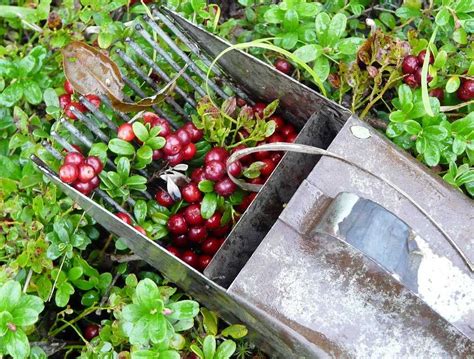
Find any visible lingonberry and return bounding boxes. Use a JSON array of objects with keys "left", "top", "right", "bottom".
[
  {"left": 78, "top": 164, "right": 96, "bottom": 183},
  {"left": 182, "top": 122, "right": 203, "bottom": 142},
  {"left": 73, "top": 181, "right": 93, "bottom": 195},
  {"left": 249, "top": 176, "right": 264, "bottom": 185},
  {"left": 274, "top": 58, "right": 293, "bottom": 75},
  {"left": 89, "top": 176, "right": 100, "bottom": 189},
  {"left": 429, "top": 88, "right": 444, "bottom": 102},
  {"left": 205, "top": 147, "right": 229, "bottom": 163},
  {"left": 167, "top": 214, "right": 188, "bottom": 235},
  {"left": 457, "top": 79, "right": 474, "bottom": 101},
  {"left": 253, "top": 102, "right": 267, "bottom": 118},
  {"left": 165, "top": 151, "right": 184, "bottom": 166},
  {"left": 85, "top": 156, "right": 103, "bottom": 174},
  {"left": 270, "top": 152, "right": 283, "bottom": 164},
  {"left": 184, "top": 204, "right": 203, "bottom": 225},
  {"left": 173, "top": 234, "right": 189, "bottom": 248},
  {"left": 401, "top": 55, "right": 420, "bottom": 74},
  {"left": 414, "top": 67, "right": 433, "bottom": 85},
  {"left": 269, "top": 115, "right": 285, "bottom": 132},
  {"left": 404, "top": 74, "right": 419, "bottom": 88},
  {"left": 214, "top": 178, "right": 237, "bottom": 197},
  {"left": 181, "top": 250, "right": 198, "bottom": 268},
  {"left": 65, "top": 102, "right": 86, "bottom": 120},
  {"left": 175, "top": 128, "right": 191, "bottom": 146},
  {"left": 197, "top": 255, "right": 212, "bottom": 271},
  {"left": 286, "top": 132, "right": 297, "bottom": 143},
  {"left": 236, "top": 97, "right": 247, "bottom": 107},
  {"left": 157, "top": 121, "right": 172, "bottom": 137},
  {"left": 85, "top": 94, "right": 101, "bottom": 108},
  {"left": 64, "top": 80, "right": 74, "bottom": 94},
  {"left": 201, "top": 238, "right": 222, "bottom": 255},
  {"left": 181, "top": 183, "right": 202, "bottom": 203},
  {"left": 228, "top": 160, "right": 242, "bottom": 177},
  {"left": 59, "top": 94, "right": 71, "bottom": 109},
  {"left": 211, "top": 223, "right": 230, "bottom": 237},
  {"left": 59, "top": 164, "right": 79, "bottom": 184},
  {"left": 182, "top": 143, "right": 197, "bottom": 161},
  {"left": 238, "top": 192, "right": 257, "bottom": 212},
  {"left": 167, "top": 245, "right": 181, "bottom": 258},
  {"left": 204, "top": 160, "right": 226, "bottom": 181},
  {"left": 188, "top": 226, "right": 208, "bottom": 243},
  {"left": 191, "top": 167, "right": 207, "bottom": 183},
  {"left": 155, "top": 189, "right": 174, "bottom": 207},
  {"left": 117, "top": 123, "right": 135, "bottom": 142},
  {"left": 163, "top": 134, "right": 182, "bottom": 156},
  {"left": 280, "top": 124, "right": 296, "bottom": 138},
  {"left": 116, "top": 212, "right": 132, "bottom": 225},
  {"left": 205, "top": 212, "right": 222, "bottom": 230},
  {"left": 143, "top": 112, "right": 160, "bottom": 125},
  {"left": 232, "top": 144, "right": 253, "bottom": 165},
  {"left": 417, "top": 50, "right": 434, "bottom": 65},
  {"left": 260, "top": 159, "right": 276, "bottom": 177},
  {"left": 152, "top": 149, "right": 163, "bottom": 160},
  {"left": 267, "top": 133, "right": 285, "bottom": 143},
  {"left": 255, "top": 147, "right": 270, "bottom": 160},
  {"left": 83, "top": 324, "right": 100, "bottom": 341},
  {"left": 134, "top": 225, "right": 147, "bottom": 236}
]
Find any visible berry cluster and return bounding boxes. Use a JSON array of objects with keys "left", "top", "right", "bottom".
[
  {"left": 59, "top": 80, "right": 101, "bottom": 120},
  {"left": 59, "top": 151, "right": 104, "bottom": 196},
  {"left": 401, "top": 50, "right": 434, "bottom": 88}
]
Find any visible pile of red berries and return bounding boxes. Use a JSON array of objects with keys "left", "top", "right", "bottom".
[
  {"left": 59, "top": 151, "right": 104, "bottom": 195},
  {"left": 59, "top": 80, "right": 101, "bottom": 120},
  {"left": 401, "top": 50, "right": 434, "bottom": 89}
]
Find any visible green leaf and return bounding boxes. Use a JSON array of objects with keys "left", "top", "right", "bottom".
[
  {"left": 0, "top": 82, "right": 23, "bottom": 107},
  {"left": 280, "top": 32, "right": 298, "bottom": 50},
  {"left": 43, "top": 88, "right": 59, "bottom": 107},
  {"left": 423, "top": 142, "right": 440, "bottom": 166},
  {"left": 315, "top": 12, "right": 330, "bottom": 45},
  {"left": 5, "top": 329, "right": 30, "bottom": 359},
  {"left": 313, "top": 56, "right": 330, "bottom": 83},
  {"left": 264, "top": 7, "right": 284, "bottom": 24},
  {"left": 398, "top": 84, "right": 413, "bottom": 113},
  {"left": 0, "top": 155, "right": 21, "bottom": 180},
  {"left": 453, "top": 28, "right": 467, "bottom": 44},
  {"left": 404, "top": 120, "right": 421, "bottom": 135},
  {"left": 283, "top": 9, "right": 299, "bottom": 32},
  {"left": 221, "top": 324, "right": 248, "bottom": 339},
  {"left": 89, "top": 143, "right": 108, "bottom": 164},
  {"left": 126, "top": 175, "right": 147, "bottom": 187},
  {"left": 55, "top": 282, "right": 74, "bottom": 307},
  {"left": 203, "top": 335, "right": 216, "bottom": 359},
  {"left": 215, "top": 340, "right": 236, "bottom": 359},
  {"left": 423, "top": 125, "right": 448, "bottom": 140},
  {"left": 116, "top": 157, "right": 131, "bottom": 180},
  {"left": 135, "top": 278, "right": 160, "bottom": 307},
  {"left": 433, "top": 50, "right": 447, "bottom": 68},
  {"left": 190, "top": 344, "right": 204, "bottom": 359},
  {"left": 200, "top": 308, "right": 218, "bottom": 336},
  {"left": 108, "top": 138, "right": 135, "bottom": 156},
  {"left": 67, "top": 267, "right": 83, "bottom": 281},
  {"left": 198, "top": 180, "right": 214, "bottom": 193},
  {"left": 201, "top": 193, "right": 217, "bottom": 219},
  {"left": 452, "top": 137, "right": 466, "bottom": 155},
  {"left": 445, "top": 76, "right": 460, "bottom": 93},
  {"left": 336, "top": 37, "right": 364, "bottom": 55},
  {"left": 133, "top": 122, "right": 149, "bottom": 143},
  {"left": 435, "top": 7, "right": 450, "bottom": 26},
  {"left": 81, "top": 290, "right": 99, "bottom": 307},
  {"left": 167, "top": 300, "right": 199, "bottom": 320},
  {"left": 379, "top": 12, "right": 396, "bottom": 29},
  {"left": 328, "top": 13, "right": 347, "bottom": 44},
  {"left": 293, "top": 44, "right": 321, "bottom": 63},
  {"left": 134, "top": 200, "right": 147, "bottom": 224},
  {"left": 146, "top": 136, "right": 165, "bottom": 150},
  {"left": 0, "top": 280, "right": 21, "bottom": 311},
  {"left": 23, "top": 81, "right": 42, "bottom": 105}
]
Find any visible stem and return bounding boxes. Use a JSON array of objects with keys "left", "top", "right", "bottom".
[
  {"left": 441, "top": 99, "right": 474, "bottom": 112},
  {"left": 47, "top": 254, "right": 66, "bottom": 302},
  {"left": 58, "top": 319, "right": 90, "bottom": 346},
  {"left": 49, "top": 306, "right": 102, "bottom": 337},
  {"left": 359, "top": 73, "right": 403, "bottom": 119},
  {"left": 23, "top": 269, "right": 33, "bottom": 293}
]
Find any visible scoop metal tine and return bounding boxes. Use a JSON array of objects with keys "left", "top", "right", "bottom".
[{"left": 79, "top": 95, "right": 118, "bottom": 131}]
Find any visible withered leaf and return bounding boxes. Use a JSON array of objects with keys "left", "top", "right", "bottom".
[{"left": 62, "top": 41, "right": 184, "bottom": 112}]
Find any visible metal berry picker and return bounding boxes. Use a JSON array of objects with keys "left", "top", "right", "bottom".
[{"left": 32, "top": 7, "right": 473, "bottom": 357}]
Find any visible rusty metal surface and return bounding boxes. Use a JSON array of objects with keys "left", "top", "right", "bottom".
[{"left": 229, "top": 182, "right": 474, "bottom": 356}]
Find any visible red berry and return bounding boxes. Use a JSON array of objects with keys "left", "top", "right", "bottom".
[
  {"left": 260, "top": 159, "right": 276, "bottom": 177},
  {"left": 238, "top": 193, "right": 257, "bottom": 212},
  {"left": 197, "top": 255, "right": 212, "bottom": 271},
  {"left": 181, "top": 250, "right": 198, "bottom": 268},
  {"left": 182, "top": 143, "right": 197, "bottom": 161},
  {"left": 414, "top": 67, "right": 433, "bottom": 85},
  {"left": 85, "top": 156, "right": 104, "bottom": 175},
  {"left": 204, "top": 161, "right": 226, "bottom": 181},
  {"left": 429, "top": 88, "right": 444, "bottom": 102},
  {"left": 270, "top": 115, "right": 285, "bottom": 132},
  {"left": 182, "top": 122, "right": 203, "bottom": 142},
  {"left": 214, "top": 178, "right": 237, "bottom": 197},
  {"left": 188, "top": 226, "right": 208, "bottom": 243},
  {"left": 286, "top": 132, "right": 297, "bottom": 143},
  {"left": 181, "top": 183, "right": 202, "bottom": 203},
  {"left": 227, "top": 161, "right": 242, "bottom": 177},
  {"left": 59, "top": 164, "right": 78, "bottom": 184},
  {"left": 255, "top": 148, "right": 270, "bottom": 161},
  {"left": 134, "top": 225, "right": 147, "bottom": 236},
  {"left": 64, "top": 80, "right": 74, "bottom": 94},
  {"left": 69, "top": 145, "right": 83, "bottom": 154},
  {"left": 163, "top": 135, "right": 182, "bottom": 156},
  {"left": 143, "top": 112, "right": 161, "bottom": 125},
  {"left": 73, "top": 181, "right": 93, "bottom": 195},
  {"left": 249, "top": 176, "right": 264, "bottom": 185},
  {"left": 212, "top": 223, "right": 230, "bottom": 237},
  {"left": 204, "top": 147, "right": 229, "bottom": 163},
  {"left": 165, "top": 151, "right": 184, "bottom": 166},
  {"left": 280, "top": 124, "right": 296, "bottom": 138},
  {"left": 89, "top": 176, "right": 100, "bottom": 189},
  {"left": 457, "top": 79, "right": 474, "bottom": 101},
  {"left": 267, "top": 133, "right": 284, "bottom": 143},
  {"left": 85, "top": 94, "right": 101, "bottom": 108},
  {"left": 175, "top": 128, "right": 191, "bottom": 146},
  {"left": 155, "top": 189, "right": 174, "bottom": 207},
  {"left": 201, "top": 238, "right": 222, "bottom": 255},
  {"left": 253, "top": 102, "right": 267, "bottom": 118},
  {"left": 59, "top": 94, "right": 71, "bottom": 109},
  {"left": 274, "top": 58, "right": 293, "bottom": 75},
  {"left": 270, "top": 152, "right": 283, "bottom": 164},
  {"left": 191, "top": 167, "right": 207, "bottom": 184},
  {"left": 116, "top": 212, "right": 132, "bottom": 225},
  {"left": 205, "top": 213, "right": 222, "bottom": 230},
  {"left": 173, "top": 234, "right": 189, "bottom": 248},
  {"left": 157, "top": 122, "right": 172, "bottom": 137},
  {"left": 83, "top": 324, "right": 100, "bottom": 341},
  {"left": 78, "top": 164, "right": 96, "bottom": 183},
  {"left": 401, "top": 55, "right": 420, "bottom": 74},
  {"left": 152, "top": 149, "right": 163, "bottom": 160},
  {"left": 236, "top": 97, "right": 247, "bottom": 107},
  {"left": 167, "top": 214, "right": 188, "bottom": 235},
  {"left": 65, "top": 102, "right": 86, "bottom": 120},
  {"left": 167, "top": 245, "right": 181, "bottom": 258},
  {"left": 404, "top": 74, "right": 419, "bottom": 88},
  {"left": 117, "top": 123, "right": 135, "bottom": 142},
  {"left": 232, "top": 144, "right": 253, "bottom": 165},
  {"left": 184, "top": 204, "right": 203, "bottom": 225},
  {"left": 417, "top": 50, "right": 434, "bottom": 65}
]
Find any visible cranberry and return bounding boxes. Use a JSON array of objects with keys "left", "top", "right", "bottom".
[
  {"left": 417, "top": 50, "right": 433, "bottom": 65},
  {"left": 116, "top": 212, "right": 132, "bottom": 225},
  {"left": 77, "top": 164, "right": 95, "bottom": 183},
  {"left": 214, "top": 178, "right": 237, "bottom": 197},
  {"left": 204, "top": 160, "right": 226, "bottom": 181},
  {"left": 457, "top": 79, "right": 474, "bottom": 101},
  {"left": 197, "top": 255, "right": 212, "bottom": 271},
  {"left": 201, "top": 238, "right": 222, "bottom": 255},
  {"left": 143, "top": 112, "right": 160, "bottom": 125},
  {"left": 239, "top": 129, "right": 250, "bottom": 139},
  {"left": 249, "top": 177, "right": 264, "bottom": 185},
  {"left": 274, "top": 58, "right": 293, "bottom": 75},
  {"left": 401, "top": 55, "right": 420, "bottom": 74},
  {"left": 64, "top": 80, "right": 74, "bottom": 94},
  {"left": 65, "top": 102, "right": 86, "bottom": 120},
  {"left": 260, "top": 159, "right": 276, "bottom": 177},
  {"left": 188, "top": 226, "right": 208, "bottom": 243},
  {"left": 429, "top": 88, "right": 444, "bottom": 102},
  {"left": 85, "top": 156, "right": 103, "bottom": 174},
  {"left": 73, "top": 181, "right": 93, "bottom": 195},
  {"left": 404, "top": 74, "right": 419, "bottom": 88},
  {"left": 117, "top": 123, "right": 135, "bottom": 142},
  {"left": 181, "top": 250, "right": 198, "bottom": 268},
  {"left": 238, "top": 192, "right": 257, "bottom": 212},
  {"left": 184, "top": 204, "right": 203, "bottom": 225},
  {"left": 182, "top": 143, "right": 197, "bottom": 161},
  {"left": 175, "top": 128, "right": 191, "bottom": 146},
  {"left": 167, "top": 214, "right": 188, "bottom": 235},
  {"left": 227, "top": 160, "right": 242, "bottom": 177},
  {"left": 211, "top": 223, "right": 230, "bottom": 237},
  {"left": 85, "top": 94, "right": 101, "bottom": 108},
  {"left": 204, "top": 147, "right": 229, "bottom": 163},
  {"left": 183, "top": 122, "right": 203, "bottom": 142},
  {"left": 152, "top": 149, "right": 163, "bottom": 160},
  {"left": 280, "top": 124, "right": 296, "bottom": 138},
  {"left": 69, "top": 144, "right": 83, "bottom": 154},
  {"left": 181, "top": 183, "right": 202, "bottom": 203},
  {"left": 270, "top": 115, "right": 285, "bottom": 132},
  {"left": 173, "top": 234, "right": 189, "bottom": 248},
  {"left": 83, "top": 324, "right": 100, "bottom": 341},
  {"left": 414, "top": 67, "right": 433, "bottom": 85},
  {"left": 253, "top": 102, "right": 267, "bottom": 118},
  {"left": 270, "top": 152, "right": 283, "bottom": 164},
  {"left": 157, "top": 122, "right": 172, "bottom": 137},
  {"left": 286, "top": 132, "right": 297, "bottom": 143},
  {"left": 191, "top": 167, "right": 207, "bottom": 184},
  {"left": 155, "top": 189, "right": 174, "bottom": 207},
  {"left": 165, "top": 151, "right": 184, "bottom": 166},
  {"left": 255, "top": 148, "right": 270, "bottom": 160},
  {"left": 205, "top": 212, "right": 222, "bottom": 230},
  {"left": 163, "top": 134, "right": 182, "bottom": 156},
  {"left": 167, "top": 245, "right": 181, "bottom": 258},
  {"left": 232, "top": 144, "right": 253, "bottom": 165},
  {"left": 59, "top": 94, "right": 71, "bottom": 109},
  {"left": 267, "top": 133, "right": 285, "bottom": 143},
  {"left": 134, "top": 225, "right": 147, "bottom": 236},
  {"left": 59, "top": 164, "right": 78, "bottom": 184},
  {"left": 236, "top": 97, "right": 247, "bottom": 107},
  {"left": 89, "top": 176, "right": 100, "bottom": 189}
]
